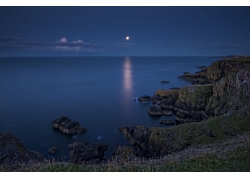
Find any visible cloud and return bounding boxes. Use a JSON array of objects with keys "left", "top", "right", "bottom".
[
  {"left": 0, "top": 37, "right": 100, "bottom": 53},
  {"left": 60, "top": 37, "right": 67, "bottom": 43},
  {"left": 72, "top": 40, "right": 83, "bottom": 43}
]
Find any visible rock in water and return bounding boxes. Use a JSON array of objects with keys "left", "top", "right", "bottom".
[
  {"left": 159, "top": 119, "right": 174, "bottom": 125},
  {"left": 49, "top": 147, "right": 58, "bottom": 154},
  {"left": 69, "top": 142, "right": 108, "bottom": 164},
  {"left": 52, "top": 116, "right": 87, "bottom": 135},
  {"left": 77, "top": 126, "right": 87, "bottom": 134},
  {"left": 161, "top": 80, "right": 170, "bottom": 83},
  {"left": 59, "top": 122, "right": 80, "bottom": 134},
  {"left": 52, "top": 116, "right": 70, "bottom": 129},
  {"left": 148, "top": 104, "right": 173, "bottom": 116},
  {"left": 0, "top": 132, "right": 45, "bottom": 165},
  {"left": 138, "top": 95, "right": 151, "bottom": 102}
]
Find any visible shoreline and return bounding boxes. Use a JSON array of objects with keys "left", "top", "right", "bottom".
[{"left": 0, "top": 56, "right": 249, "bottom": 170}]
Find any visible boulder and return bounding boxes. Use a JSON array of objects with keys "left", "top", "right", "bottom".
[
  {"left": 60, "top": 122, "right": 80, "bottom": 134},
  {"left": 0, "top": 132, "right": 45, "bottom": 165},
  {"left": 52, "top": 116, "right": 70, "bottom": 129},
  {"left": 148, "top": 104, "right": 164, "bottom": 116},
  {"left": 138, "top": 95, "right": 151, "bottom": 102},
  {"left": 49, "top": 147, "right": 58, "bottom": 154},
  {"left": 69, "top": 142, "right": 108, "bottom": 164},
  {"left": 77, "top": 126, "right": 87, "bottom": 134},
  {"left": 163, "top": 109, "right": 173, "bottom": 116},
  {"left": 159, "top": 119, "right": 174, "bottom": 125}
]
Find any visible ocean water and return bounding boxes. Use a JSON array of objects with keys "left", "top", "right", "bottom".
[{"left": 0, "top": 56, "right": 218, "bottom": 159}]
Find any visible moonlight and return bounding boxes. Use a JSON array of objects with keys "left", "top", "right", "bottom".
[{"left": 126, "top": 36, "right": 129, "bottom": 40}]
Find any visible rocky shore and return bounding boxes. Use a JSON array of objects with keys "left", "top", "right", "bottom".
[
  {"left": 148, "top": 58, "right": 250, "bottom": 124},
  {"left": 1, "top": 57, "right": 250, "bottom": 168},
  {"left": 118, "top": 57, "right": 250, "bottom": 159}
]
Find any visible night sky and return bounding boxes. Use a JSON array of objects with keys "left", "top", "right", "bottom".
[{"left": 0, "top": 6, "right": 250, "bottom": 56}]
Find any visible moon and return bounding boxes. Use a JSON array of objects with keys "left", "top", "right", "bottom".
[{"left": 126, "top": 36, "right": 129, "bottom": 40}]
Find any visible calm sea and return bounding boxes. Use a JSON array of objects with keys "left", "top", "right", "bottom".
[{"left": 0, "top": 56, "right": 218, "bottom": 159}]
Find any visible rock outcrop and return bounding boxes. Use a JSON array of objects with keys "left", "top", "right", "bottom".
[
  {"left": 119, "top": 58, "right": 250, "bottom": 158},
  {"left": 69, "top": 142, "right": 108, "bottom": 164},
  {"left": 49, "top": 147, "right": 58, "bottom": 154},
  {"left": 148, "top": 104, "right": 173, "bottom": 116},
  {"left": 0, "top": 132, "right": 45, "bottom": 165},
  {"left": 52, "top": 116, "right": 87, "bottom": 135},
  {"left": 111, "top": 145, "right": 136, "bottom": 161},
  {"left": 119, "top": 106, "right": 250, "bottom": 158},
  {"left": 77, "top": 126, "right": 87, "bottom": 134},
  {"left": 138, "top": 95, "right": 151, "bottom": 102},
  {"left": 52, "top": 116, "right": 70, "bottom": 129},
  {"left": 150, "top": 58, "right": 250, "bottom": 123}
]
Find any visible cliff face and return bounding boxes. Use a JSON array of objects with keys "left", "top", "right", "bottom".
[
  {"left": 0, "top": 132, "right": 45, "bottom": 165},
  {"left": 205, "top": 60, "right": 250, "bottom": 116},
  {"left": 152, "top": 58, "right": 250, "bottom": 123}
]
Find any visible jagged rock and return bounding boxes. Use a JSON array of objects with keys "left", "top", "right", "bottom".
[
  {"left": 148, "top": 104, "right": 164, "bottom": 116},
  {"left": 138, "top": 95, "right": 151, "bottom": 102},
  {"left": 59, "top": 122, "right": 80, "bottom": 134},
  {"left": 159, "top": 119, "right": 174, "bottom": 125},
  {"left": 0, "top": 132, "right": 45, "bottom": 165},
  {"left": 52, "top": 116, "right": 70, "bottom": 129},
  {"left": 77, "top": 126, "right": 87, "bottom": 134},
  {"left": 163, "top": 109, "right": 173, "bottom": 116},
  {"left": 49, "top": 147, "right": 58, "bottom": 154},
  {"left": 159, "top": 98, "right": 176, "bottom": 110},
  {"left": 119, "top": 126, "right": 152, "bottom": 157},
  {"left": 52, "top": 117, "right": 86, "bottom": 135},
  {"left": 69, "top": 142, "right": 107, "bottom": 164},
  {"left": 174, "top": 100, "right": 190, "bottom": 113}
]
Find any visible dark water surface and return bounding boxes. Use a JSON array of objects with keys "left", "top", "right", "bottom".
[{"left": 0, "top": 56, "right": 218, "bottom": 159}]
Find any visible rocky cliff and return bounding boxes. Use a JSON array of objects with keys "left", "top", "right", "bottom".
[
  {"left": 150, "top": 58, "right": 250, "bottom": 123},
  {"left": 0, "top": 132, "right": 45, "bottom": 165},
  {"left": 119, "top": 58, "right": 250, "bottom": 159}
]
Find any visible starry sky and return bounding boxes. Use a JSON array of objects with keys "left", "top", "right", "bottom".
[{"left": 0, "top": 6, "right": 250, "bottom": 56}]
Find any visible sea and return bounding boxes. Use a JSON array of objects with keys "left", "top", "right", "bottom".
[{"left": 0, "top": 56, "right": 219, "bottom": 160}]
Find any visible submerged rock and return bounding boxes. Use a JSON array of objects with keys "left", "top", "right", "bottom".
[
  {"left": 0, "top": 132, "right": 45, "bottom": 165},
  {"left": 161, "top": 80, "right": 170, "bottom": 83},
  {"left": 69, "top": 142, "right": 108, "bottom": 164}
]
